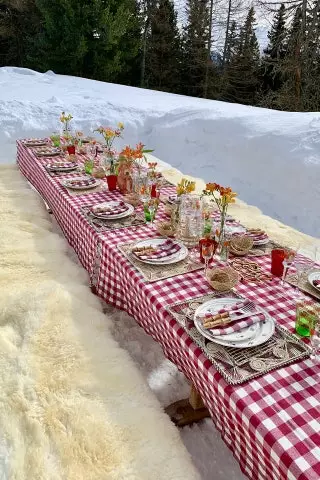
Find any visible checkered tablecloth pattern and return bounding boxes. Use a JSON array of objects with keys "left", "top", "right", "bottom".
[{"left": 17, "top": 140, "right": 320, "bottom": 480}]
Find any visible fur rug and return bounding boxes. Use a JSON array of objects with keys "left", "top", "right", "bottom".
[{"left": 0, "top": 165, "right": 200, "bottom": 480}]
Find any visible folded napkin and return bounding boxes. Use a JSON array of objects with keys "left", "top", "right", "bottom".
[
  {"left": 246, "top": 229, "right": 268, "bottom": 241},
  {"left": 47, "top": 162, "right": 77, "bottom": 170},
  {"left": 313, "top": 279, "right": 320, "bottom": 289},
  {"left": 203, "top": 313, "right": 264, "bottom": 336},
  {"left": 92, "top": 201, "right": 129, "bottom": 217},
  {"left": 133, "top": 239, "right": 181, "bottom": 260},
  {"left": 67, "top": 178, "right": 96, "bottom": 188},
  {"left": 23, "top": 138, "right": 47, "bottom": 146}
]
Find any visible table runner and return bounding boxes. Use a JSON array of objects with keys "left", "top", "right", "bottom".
[{"left": 17, "top": 140, "right": 320, "bottom": 480}]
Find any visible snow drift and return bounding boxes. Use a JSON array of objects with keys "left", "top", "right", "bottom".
[{"left": 0, "top": 66, "right": 319, "bottom": 236}]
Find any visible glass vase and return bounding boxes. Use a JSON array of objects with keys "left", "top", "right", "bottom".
[{"left": 216, "top": 210, "right": 228, "bottom": 262}]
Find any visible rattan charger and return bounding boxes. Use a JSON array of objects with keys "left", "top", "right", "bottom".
[
  {"left": 230, "top": 235, "right": 254, "bottom": 256},
  {"left": 206, "top": 266, "right": 240, "bottom": 292}
]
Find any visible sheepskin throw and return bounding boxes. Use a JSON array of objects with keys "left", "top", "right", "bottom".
[{"left": 0, "top": 164, "right": 200, "bottom": 480}]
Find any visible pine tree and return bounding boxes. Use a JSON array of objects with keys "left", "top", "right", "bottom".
[
  {"left": 260, "top": 4, "right": 287, "bottom": 101},
  {"left": 182, "top": 0, "right": 210, "bottom": 98},
  {"left": 222, "top": 7, "right": 260, "bottom": 105},
  {"left": 145, "top": 0, "right": 182, "bottom": 93},
  {"left": 0, "top": 0, "right": 40, "bottom": 67},
  {"left": 224, "top": 20, "right": 238, "bottom": 66},
  {"left": 29, "top": 0, "right": 141, "bottom": 83}
]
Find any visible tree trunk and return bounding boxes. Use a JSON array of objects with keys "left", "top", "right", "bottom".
[
  {"left": 204, "top": 0, "right": 214, "bottom": 98},
  {"left": 222, "top": 0, "right": 232, "bottom": 68}
]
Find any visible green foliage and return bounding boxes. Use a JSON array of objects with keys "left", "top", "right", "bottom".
[
  {"left": 28, "top": 0, "right": 141, "bottom": 83},
  {"left": 182, "top": 0, "right": 210, "bottom": 97},
  {"left": 0, "top": 0, "right": 40, "bottom": 66},
  {"left": 145, "top": 0, "right": 182, "bottom": 93},
  {"left": 221, "top": 7, "right": 260, "bottom": 105}
]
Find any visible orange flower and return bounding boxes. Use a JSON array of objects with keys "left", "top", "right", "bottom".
[{"left": 206, "top": 182, "right": 219, "bottom": 192}]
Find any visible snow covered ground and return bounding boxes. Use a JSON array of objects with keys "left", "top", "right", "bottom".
[{"left": 0, "top": 66, "right": 319, "bottom": 236}]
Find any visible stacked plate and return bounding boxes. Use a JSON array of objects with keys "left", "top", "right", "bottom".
[
  {"left": 46, "top": 161, "right": 78, "bottom": 172},
  {"left": 35, "top": 147, "right": 61, "bottom": 157},
  {"left": 308, "top": 271, "right": 320, "bottom": 293},
  {"left": 22, "top": 138, "right": 48, "bottom": 147},
  {"left": 63, "top": 177, "right": 100, "bottom": 190},
  {"left": 246, "top": 229, "right": 269, "bottom": 246},
  {"left": 131, "top": 238, "right": 188, "bottom": 265},
  {"left": 194, "top": 297, "right": 275, "bottom": 348},
  {"left": 90, "top": 201, "right": 134, "bottom": 220}
]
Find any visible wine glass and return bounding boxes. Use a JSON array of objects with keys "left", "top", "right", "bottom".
[
  {"left": 310, "top": 319, "right": 320, "bottom": 361},
  {"left": 281, "top": 248, "right": 296, "bottom": 285},
  {"left": 293, "top": 246, "right": 316, "bottom": 298},
  {"left": 202, "top": 243, "right": 214, "bottom": 277}
]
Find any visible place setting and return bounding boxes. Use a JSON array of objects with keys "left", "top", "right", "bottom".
[
  {"left": 21, "top": 138, "right": 49, "bottom": 147},
  {"left": 82, "top": 200, "right": 146, "bottom": 232},
  {"left": 45, "top": 160, "right": 80, "bottom": 176},
  {"left": 61, "top": 176, "right": 107, "bottom": 195},
  {"left": 167, "top": 292, "right": 310, "bottom": 385},
  {"left": 118, "top": 237, "right": 203, "bottom": 282}
]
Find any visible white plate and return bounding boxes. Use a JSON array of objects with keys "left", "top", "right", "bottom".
[
  {"left": 308, "top": 271, "right": 320, "bottom": 292},
  {"left": 253, "top": 237, "right": 269, "bottom": 246},
  {"left": 91, "top": 201, "right": 134, "bottom": 220},
  {"left": 132, "top": 238, "right": 188, "bottom": 265},
  {"left": 64, "top": 177, "right": 100, "bottom": 190},
  {"left": 194, "top": 297, "right": 275, "bottom": 348},
  {"left": 46, "top": 163, "right": 77, "bottom": 172}
]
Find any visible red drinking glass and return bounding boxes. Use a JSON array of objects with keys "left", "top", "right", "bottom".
[
  {"left": 67, "top": 145, "right": 76, "bottom": 155},
  {"left": 271, "top": 248, "right": 285, "bottom": 277}
]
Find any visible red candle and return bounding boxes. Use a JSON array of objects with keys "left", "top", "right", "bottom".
[{"left": 271, "top": 249, "right": 285, "bottom": 277}]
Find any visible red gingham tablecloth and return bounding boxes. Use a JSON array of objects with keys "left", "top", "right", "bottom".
[{"left": 16, "top": 140, "right": 320, "bottom": 480}]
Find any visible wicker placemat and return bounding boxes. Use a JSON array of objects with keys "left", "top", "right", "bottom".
[
  {"left": 81, "top": 206, "right": 146, "bottom": 233},
  {"left": 46, "top": 167, "right": 84, "bottom": 177},
  {"left": 166, "top": 292, "right": 310, "bottom": 385},
  {"left": 61, "top": 182, "right": 108, "bottom": 196},
  {"left": 247, "top": 240, "right": 281, "bottom": 257},
  {"left": 118, "top": 240, "right": 203, "bottom": 282},
  {"left": 286, "top": 271, "right": 320, "bottom": 301}
]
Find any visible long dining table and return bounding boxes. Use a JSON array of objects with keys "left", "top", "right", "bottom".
[{"left": 17, "top": 140, "right": 320, "bottom": 480}]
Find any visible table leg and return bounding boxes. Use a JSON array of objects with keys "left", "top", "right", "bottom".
[{"left": 165, "top": 384, "right": 210, "bottom": 427}]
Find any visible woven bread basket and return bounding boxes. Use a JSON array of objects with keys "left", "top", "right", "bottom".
[
  {"left": 206, "top": 266, "right": 240, "bottom": 292},
  {"left": 123, "top": 193, "right": 141, "bottom": 207},
  {"left": 156, "top": 221, "right": 176, "bottom": 237},
  {"left": 230, "top": 235, "right": 254, "bottom": 256},
  {"left": 164, "top": 201, "right": 175, "bottom": 217}
]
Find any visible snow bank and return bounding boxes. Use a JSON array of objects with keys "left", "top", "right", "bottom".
[{"left": 0, "top": 66, "right": 319, "bottom": 236}]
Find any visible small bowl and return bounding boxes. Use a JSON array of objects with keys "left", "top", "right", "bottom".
[
  {"left": 230, "top": 235, "right": 254, "bottom": 256},
  {"left": 206, "top": 266, "right": 240, "bottom": 292},
  {"left": 156, "top": 221, "right": 176, "bottom": 237}
]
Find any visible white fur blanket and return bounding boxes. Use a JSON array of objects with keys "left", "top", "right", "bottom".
[{"left": 0, "top": 165, "right": 199, "bottom": 480}]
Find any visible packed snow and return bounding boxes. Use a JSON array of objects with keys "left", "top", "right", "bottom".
[{"left": 0, "top": 66, "right": 319, "bottom": 237}]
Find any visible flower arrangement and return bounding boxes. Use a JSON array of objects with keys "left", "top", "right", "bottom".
[
  {"left": 202, "top": 183, "right": 237, "bottom": 258},
  {"left": 94, "top": 123, "right": 124, "bottom": 152},
  {"left": 119, "top": 142, "right": 153, "bottom": 169},
  {"left": 60, "top": 112, "right": 73, "bottom": 132},
  {"left": 147, "top": 162, "right": 158, "bottom": 179},
  {"left": 176, "top": 178, "right": 196, "bottom": 196}
]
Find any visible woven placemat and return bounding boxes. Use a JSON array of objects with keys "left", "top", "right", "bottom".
[
  {"left": 61, "top": 181, "right": 108, "bottom": 196},
  {"left": 247, "top": 240, "right": 280, "bottom": 257},
  {"left": 286, "top": 271, "right": 320, "bottom": 301},
  {"left": 166, "top": 292, "right": 310, "bottom": 385},
  {"left": 46, "top": 167, "right": 84, "bottom": 177},
  {"left": 118, "top": 240, "right": 203, "bottom": 282},
  {"left": 81, "top": 206, "right": 146, "bottom": 233}
]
